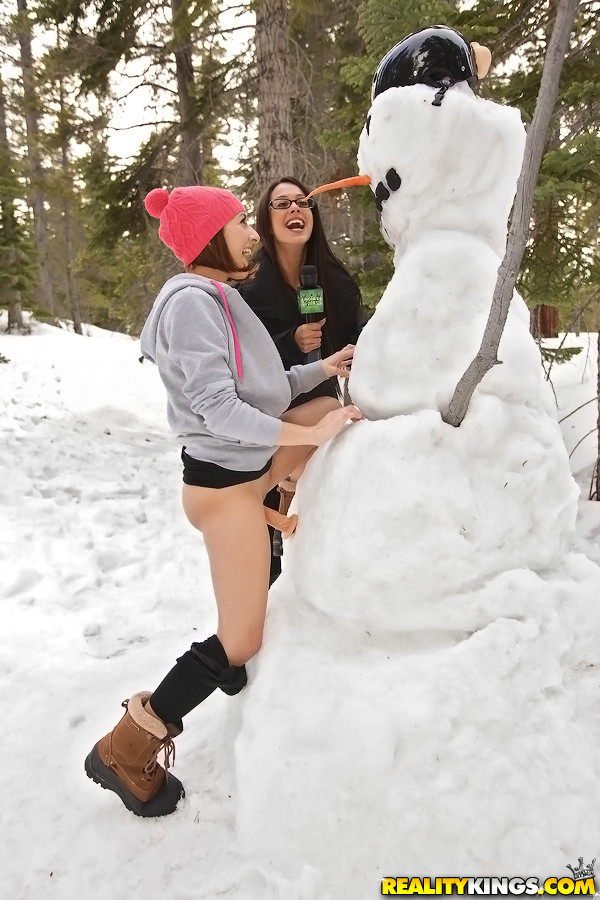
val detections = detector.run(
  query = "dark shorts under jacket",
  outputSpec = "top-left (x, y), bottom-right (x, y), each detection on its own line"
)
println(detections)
top-left (181, 448), bottom-right (272, 489)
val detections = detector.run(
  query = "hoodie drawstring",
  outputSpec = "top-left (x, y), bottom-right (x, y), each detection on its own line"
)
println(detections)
top-left (211, 280), bottom-right (243, 381)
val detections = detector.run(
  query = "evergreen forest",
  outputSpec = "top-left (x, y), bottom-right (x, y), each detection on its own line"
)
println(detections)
top-left (0, 0), bottom-right (598, 340)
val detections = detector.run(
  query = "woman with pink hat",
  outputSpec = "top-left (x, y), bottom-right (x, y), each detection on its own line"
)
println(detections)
top-left (84, 184), bottom-right (361, 818)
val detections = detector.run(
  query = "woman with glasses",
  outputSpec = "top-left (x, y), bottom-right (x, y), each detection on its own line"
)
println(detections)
top-left (238, 176), bottom-right (364, 583)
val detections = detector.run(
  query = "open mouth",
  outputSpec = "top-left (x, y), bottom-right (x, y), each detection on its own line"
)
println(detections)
top-left (374, 167), bottom-right (402, 211)
top-left (242, 248), bottom-right (253, 258)
top-left (285, 219), bottom-right (305, 232)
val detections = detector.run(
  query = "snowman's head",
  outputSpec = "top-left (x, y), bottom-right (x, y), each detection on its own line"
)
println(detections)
top-left (358, 84), bottom-right (525, 258)
top-left (372, 26), bottom-right (483, 108)
top-left (300, 29), bottom-right (516, 257)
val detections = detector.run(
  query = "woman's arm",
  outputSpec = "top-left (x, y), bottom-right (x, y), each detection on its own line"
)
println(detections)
top-left (277, 404), bottom-right (362, 447)
top-left (164, 294), bottom-right (358, 449)
top-left (286, 345), bottom-right (355, 400)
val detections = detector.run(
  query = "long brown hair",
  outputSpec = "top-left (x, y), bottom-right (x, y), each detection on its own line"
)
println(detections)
top-left (255, 176), bottom-right (357, 354)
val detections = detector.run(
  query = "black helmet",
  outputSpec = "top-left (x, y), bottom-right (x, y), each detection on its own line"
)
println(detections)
top-left (372, 26), bottom-right (478, 105)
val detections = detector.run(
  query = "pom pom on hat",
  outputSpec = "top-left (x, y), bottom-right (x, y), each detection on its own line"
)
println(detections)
top-left (145, 188), bottom-right (169, 218)
top-left (144, 185), bottom-right (245, 266)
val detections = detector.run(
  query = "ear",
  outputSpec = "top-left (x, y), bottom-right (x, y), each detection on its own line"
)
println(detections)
top-left (471, 42), bottom-right (492, 78)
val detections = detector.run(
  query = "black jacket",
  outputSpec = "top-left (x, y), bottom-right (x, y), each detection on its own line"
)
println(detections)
top-left (239, 251), bottom-right (364, 406)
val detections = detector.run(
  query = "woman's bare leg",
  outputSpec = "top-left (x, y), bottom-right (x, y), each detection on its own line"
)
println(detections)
top-left (178, 398), bottom-right (340, 665)
top-left (182, 477), bottom-right (271, 666)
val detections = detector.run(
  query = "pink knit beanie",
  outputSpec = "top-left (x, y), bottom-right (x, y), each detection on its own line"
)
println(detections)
top-left (144, 186), bottom-right (245, 266)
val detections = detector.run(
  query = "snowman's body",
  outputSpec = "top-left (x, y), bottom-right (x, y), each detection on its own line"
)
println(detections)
top-left (232, 83), bottom-right (594, 891)
top-left (351, 83), bottom-right (540, 418)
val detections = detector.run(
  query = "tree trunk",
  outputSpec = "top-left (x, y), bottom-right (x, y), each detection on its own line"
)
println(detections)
top-left (171, 0), bottom-right (202, 185)
top-left (7, 298), bottom-right (24, 331)
top-left (15, 0), bottom-right (55, 314)
top-left (60, 143), bottom-right (83, 335)
top-left (0, 72), bottom-right (24, 331)
top-left (529, 107), bottom-right (561, 337)
top-left (254, 0), bottom-right (294, 185)
top-left (531, 303), bottom-right (559, 338)
top-left (442, 0), bottom-right (580, 428)
top-left (54, 45), bottom-right (83, 336)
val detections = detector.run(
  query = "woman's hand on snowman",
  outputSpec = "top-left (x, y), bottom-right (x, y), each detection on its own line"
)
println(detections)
top-left (311, 404), bottom-right (362, 446)
top-left (276, 402), bottom-right (362, 448)
top-left (294, 319), bottom-right (326, 353)
top-left (321, 344), bottom-right (355, 378)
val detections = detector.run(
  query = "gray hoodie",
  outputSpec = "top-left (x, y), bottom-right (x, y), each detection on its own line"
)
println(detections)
top-left (140, 273), bottom-right (328, 470)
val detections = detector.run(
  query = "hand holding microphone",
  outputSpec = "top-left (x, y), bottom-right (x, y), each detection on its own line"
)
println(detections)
top-left (294, 318), bottom-right (326, 353)
top-left (296, 265), bottom-right (325, 363)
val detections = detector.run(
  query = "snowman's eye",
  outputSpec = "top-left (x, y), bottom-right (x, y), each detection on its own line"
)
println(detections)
top-left (386, 168), bottom-right (401, 191)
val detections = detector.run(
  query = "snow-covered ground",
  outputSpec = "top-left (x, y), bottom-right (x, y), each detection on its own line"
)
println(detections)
top-left (1, 313), bottom-right (599, 898)
top-left (548, 332), bottom-right (600, 557)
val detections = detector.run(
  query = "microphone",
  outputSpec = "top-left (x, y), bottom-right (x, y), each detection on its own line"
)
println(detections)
top-left (297, 265), bottom-right (324, 363)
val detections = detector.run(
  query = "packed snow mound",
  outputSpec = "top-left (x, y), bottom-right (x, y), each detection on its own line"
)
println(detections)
top-left (235, 561), bottom-right (600, 888)
top-left (283, 405), bottom-right (578, 632)
top-left (233, 77), bottom-right (597, 890)
top-left (348, 234), bottom-right (551, 418)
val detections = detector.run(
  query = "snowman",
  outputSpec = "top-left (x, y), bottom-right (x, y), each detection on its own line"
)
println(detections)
top-left (232, 27), bottom-right (598, 893)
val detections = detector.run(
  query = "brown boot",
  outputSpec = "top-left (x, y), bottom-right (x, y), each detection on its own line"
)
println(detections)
top-left (85, 691), bottom-right (184, 817)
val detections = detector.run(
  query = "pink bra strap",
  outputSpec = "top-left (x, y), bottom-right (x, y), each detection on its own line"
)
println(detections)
top-left (211, 280), bottom-right (243, 381)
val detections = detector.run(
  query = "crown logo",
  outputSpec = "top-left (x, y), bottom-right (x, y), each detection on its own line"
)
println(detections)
top-left (566, 858), bottom-right (596, 881)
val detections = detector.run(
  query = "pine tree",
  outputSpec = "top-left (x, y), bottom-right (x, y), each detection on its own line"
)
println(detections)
top-left (30, 0), bottom-right (242, 328)
top-left (38, 20), bottom-right (95, 333)
top-left (0, 71), bottom-right (37, 328)
top-left (13, 0), bottom-right (56, 314)
top-left (288, 0), bottom-right (369, 265)
top-left (469, 0), bottom-right (600, 333)
top-left (253, 0), bottom-right (294, 185)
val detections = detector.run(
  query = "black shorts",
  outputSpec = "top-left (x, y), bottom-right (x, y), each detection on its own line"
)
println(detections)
top-left (181, 448), bottom-right (272, 488)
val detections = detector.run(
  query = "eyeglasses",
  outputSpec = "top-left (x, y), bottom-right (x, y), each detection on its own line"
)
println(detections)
top-left (269, 197), bottom-right (316, 210)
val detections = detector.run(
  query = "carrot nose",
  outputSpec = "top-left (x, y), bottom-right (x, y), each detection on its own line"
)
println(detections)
top-left (304, 174), bottom-right (372, 200)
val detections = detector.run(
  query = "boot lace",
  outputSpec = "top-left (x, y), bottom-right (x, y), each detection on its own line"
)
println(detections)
top-left (117, 699), bottom-right (176, 781)
top-left (141, 735), bottom-right (176, 779)
top-left (162, 736), bottom-right (176, 770)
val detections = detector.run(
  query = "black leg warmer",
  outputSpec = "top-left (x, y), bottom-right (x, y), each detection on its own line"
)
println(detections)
top-left (149, 634), bottom-right (248, 724)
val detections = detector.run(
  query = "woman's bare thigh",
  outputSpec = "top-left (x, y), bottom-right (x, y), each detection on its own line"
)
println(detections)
top-left (181, 479), bottom-right (271, 666)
